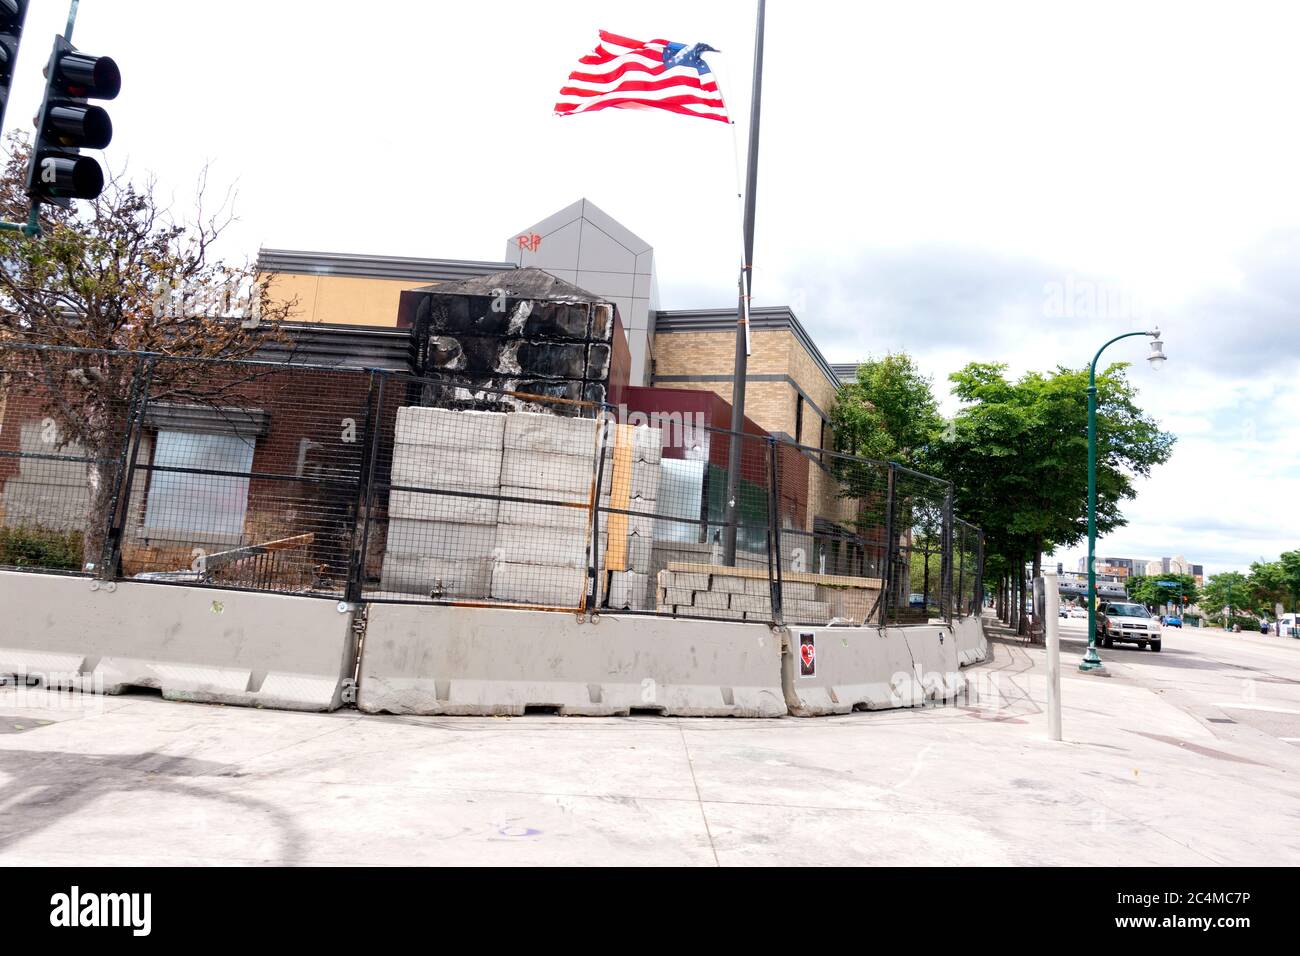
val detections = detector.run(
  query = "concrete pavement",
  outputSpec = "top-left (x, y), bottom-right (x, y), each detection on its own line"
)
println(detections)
top-left (2, 616), bottom-right (1298, 866)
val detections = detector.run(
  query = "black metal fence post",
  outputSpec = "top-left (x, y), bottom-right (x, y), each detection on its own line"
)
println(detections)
top-left (956, 522), bottom-right (966, 618)
top-left (98, 356), bottom-right (154, 581)
top-left (766, 436), bottom-right (783, 625)
top-left (942, 482), bottom-right (954, 622)
top-left (587, 410), bottom-right (611, 612)
top-left (346, 371), bottom-right (384, 605)
top-left (879, 462), bottom-right (897, 626)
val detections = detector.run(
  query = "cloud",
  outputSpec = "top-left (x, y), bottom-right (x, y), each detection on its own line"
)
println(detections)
top-left (670, 237), bottom-right (1300, 575)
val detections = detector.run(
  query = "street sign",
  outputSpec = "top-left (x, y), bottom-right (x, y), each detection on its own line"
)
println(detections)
top-left (1156, 580), bottom-right (1179, 587)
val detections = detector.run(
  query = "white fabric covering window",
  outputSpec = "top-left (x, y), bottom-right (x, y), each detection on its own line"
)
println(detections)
top-left (143, 431), bottom-right (255, 537)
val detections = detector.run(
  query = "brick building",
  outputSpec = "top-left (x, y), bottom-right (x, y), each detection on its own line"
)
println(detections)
top-left (256, 199), bottom-right (861, 535)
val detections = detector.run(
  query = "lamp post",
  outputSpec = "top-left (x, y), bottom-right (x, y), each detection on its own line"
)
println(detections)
top-left (1081, 328), bottom-right (1167, 672)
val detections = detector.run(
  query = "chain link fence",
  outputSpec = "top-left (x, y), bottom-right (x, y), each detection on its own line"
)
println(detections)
top-left (1, 344), bottom-right (983, 626)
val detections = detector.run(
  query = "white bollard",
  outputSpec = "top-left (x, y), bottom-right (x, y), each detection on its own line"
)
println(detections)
top-left (1043, 571), bottom-right (1062, 741)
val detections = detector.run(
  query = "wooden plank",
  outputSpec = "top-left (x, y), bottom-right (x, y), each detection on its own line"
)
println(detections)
top-left (604, 424), bottom-right (632, 571)
top-left (204, 533), bottom-right (316, 570)
top-left (666, 561), bottom-right (882, 590)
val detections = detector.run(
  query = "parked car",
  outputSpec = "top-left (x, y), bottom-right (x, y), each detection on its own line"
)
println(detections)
top-left (1097, 602), bottom-right (1162, 651)
top-left (1068, 607), bottom-right (1088, 619)
top-left (1164, 616), bottom-right (1182, 628)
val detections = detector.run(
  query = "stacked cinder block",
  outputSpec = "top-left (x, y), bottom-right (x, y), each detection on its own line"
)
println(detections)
top-left (381, 406), bottom-right (506, 598)
top-left (492, 411), bottom-right (601, 606)
top-left (655, 569), bottom-right (832, 624)
top-left (601, 424), bottom-right (663, 611)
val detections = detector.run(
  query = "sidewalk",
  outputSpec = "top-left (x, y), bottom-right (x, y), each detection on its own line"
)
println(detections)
top-left (1, 624), bottom-right (1298, 866)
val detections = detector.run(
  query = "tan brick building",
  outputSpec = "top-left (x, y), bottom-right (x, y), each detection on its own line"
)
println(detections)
top-left (651, 307), bottom-right (856, 536)
top-left (254, 205), bottom-right (868, 552)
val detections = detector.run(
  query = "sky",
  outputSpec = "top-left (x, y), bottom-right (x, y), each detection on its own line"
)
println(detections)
top-left (3, 0), bottom-right (1295, 577)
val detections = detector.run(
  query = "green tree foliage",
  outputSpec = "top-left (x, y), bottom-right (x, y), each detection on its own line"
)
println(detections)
top-left (1127, 573), bottom-right (1198, 609)
top-left (1247, 560), bottom-right (1288, 616)
top-left (1201, 571), bottom-right (1250, 623)
top-left (932, 361), bottom-right (1175, 576)
top-left (1244, 550), bottom-right (1300, 619)
top-left (831, 353), bottom-right (942, 468)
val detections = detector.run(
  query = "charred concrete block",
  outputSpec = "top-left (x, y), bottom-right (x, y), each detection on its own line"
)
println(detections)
top-left (508, 380), bottom-right (588, 404)
top-left (513, 341), bottom-right (589, 379)
top-left (521, 301), bottom-right (591, 340)
top-left (590, 302), bottom-right (615, 342)
top-left (423, 294), bottom-right (511, 337)
top-left (585, 343), bottom-right (611, 380)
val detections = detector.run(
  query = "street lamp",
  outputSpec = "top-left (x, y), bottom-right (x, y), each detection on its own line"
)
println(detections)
top-left (1081, 328), bottom-right (1168, 672)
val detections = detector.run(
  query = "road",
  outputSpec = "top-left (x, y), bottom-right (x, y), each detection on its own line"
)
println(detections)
top-left (1055, 617), bottom-right (1300, 751)
top-left (1, 617), bottom-right (1299, 866)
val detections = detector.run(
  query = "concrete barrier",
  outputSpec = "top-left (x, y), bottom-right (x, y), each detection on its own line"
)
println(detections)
top-left (785, 622), bottom-right (971, 715)
top-left (357, 603), bottom-right (786, 717)
top-left (901, 625), bottom-right (964, 700)
top-left (0, 570), bottom-right (357, 711)
top-left (953, 614), bottom-right (989, 666)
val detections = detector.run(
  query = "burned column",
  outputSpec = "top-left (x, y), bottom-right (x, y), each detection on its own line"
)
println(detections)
top-left (396, 268), bottom-right (628, 412)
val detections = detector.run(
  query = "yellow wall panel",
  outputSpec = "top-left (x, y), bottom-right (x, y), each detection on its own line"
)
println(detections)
top-left (264, 274), bottom-right (441, 326)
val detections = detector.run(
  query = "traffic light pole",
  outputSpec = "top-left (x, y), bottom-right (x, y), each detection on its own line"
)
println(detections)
top-left (0, 206), bottom-right (41, 237)
top-left (0, 1), bottom-right (82, 240)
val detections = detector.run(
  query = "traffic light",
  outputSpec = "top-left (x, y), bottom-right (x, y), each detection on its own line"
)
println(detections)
top-left (26, 33), bottom-right (120, 207)
top-left (0, 0), bottom-right (30, 132)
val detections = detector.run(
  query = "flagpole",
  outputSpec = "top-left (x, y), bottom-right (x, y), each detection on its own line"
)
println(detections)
top-left (721, 0), bottom-right (766, 566)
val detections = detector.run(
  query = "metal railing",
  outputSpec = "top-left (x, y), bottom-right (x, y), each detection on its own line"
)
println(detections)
top-left (0, 343), bottom-right (983, 627)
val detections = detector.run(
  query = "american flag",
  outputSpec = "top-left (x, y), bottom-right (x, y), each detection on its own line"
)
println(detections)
top-left (555, 30), bottom-right (730, 124)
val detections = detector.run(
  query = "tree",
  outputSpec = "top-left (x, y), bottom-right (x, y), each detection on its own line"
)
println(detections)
top-left (1280, 550), bottom-right (1300, 617)
top-left (0, 133), bottom-right (295, 568)
top-left (934, 361), bottom-right (1173, 581)
top-left (1128, 573), bottom-right (1198, 610)
top-left (1201, 572), bottom-right (1249, 627)
top-left (1247, 560), bottom-right (1287, 617)
top-left (832, 353), bottom-right (942, 468)
top-left (925, 361), bottom-right (1172, 634)
top-left (1248, 550), bottom-right (1300, 622)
